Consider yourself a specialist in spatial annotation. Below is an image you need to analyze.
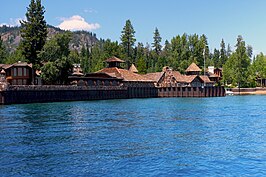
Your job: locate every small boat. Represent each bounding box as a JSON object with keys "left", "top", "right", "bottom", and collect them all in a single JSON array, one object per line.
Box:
[{"left": 225, "top": 88, "right": 234, "bottom": 96}]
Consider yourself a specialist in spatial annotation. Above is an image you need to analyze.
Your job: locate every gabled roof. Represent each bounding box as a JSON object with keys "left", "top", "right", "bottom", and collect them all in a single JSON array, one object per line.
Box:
[
  {"left": 84, "top": 72, "right": 121, "bottom": 79},
  {"left": 97, "top": 67, "right": 123, "bottom": 78},
  {"left": 72, "top": 72, "right": 84, "bottom": 76},
  {"left": 98, "top": 67, "right": 152, "bottom": 82},
  {"left": 144, "top": 72, "right": 165, "bottom": 83},
  {"left": 185, "top": 62, "right": 201, "bottom": 72},
  {"left": 200, "top": 75, "right": 214, "bottom": 83},
  {"left": 105, "top": 56, "right": 125, "bottom": 63},
  {"left": 175, "top": 75, "right": 198, "bottom": 83},
  {"left": 13, "top": 62, "right": 32, "bottom": 68},
  {"left": 208, "top": 73, "right": 219, "bottom": 78},
  {"left": 0, "top": 62, "right": 32, "bottom": 69},
  {"left": 172, "top": 71, "right": 182, "bottom": 79},
  {"left": 129, "top": 64, "right": 138, "bottom": 73},
  {"left": 0, "top": 64, "right": 11, "bottom": 69}
]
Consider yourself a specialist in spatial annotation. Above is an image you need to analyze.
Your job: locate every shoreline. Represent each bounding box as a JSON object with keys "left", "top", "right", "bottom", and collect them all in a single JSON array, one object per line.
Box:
[{"left": 231, "top": 88, "right": 266, "bottom": 95}]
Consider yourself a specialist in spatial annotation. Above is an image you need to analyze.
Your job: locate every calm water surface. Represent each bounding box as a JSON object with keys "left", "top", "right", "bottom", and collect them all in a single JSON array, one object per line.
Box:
[{"left": 0, "top": 95, "right": 266, "bottom": 176}]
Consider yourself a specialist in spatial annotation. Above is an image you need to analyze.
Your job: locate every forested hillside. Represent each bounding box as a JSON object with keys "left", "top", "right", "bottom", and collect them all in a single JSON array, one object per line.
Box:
[{"left": 0, "top": 25, "right": 98, "bottom": 53}]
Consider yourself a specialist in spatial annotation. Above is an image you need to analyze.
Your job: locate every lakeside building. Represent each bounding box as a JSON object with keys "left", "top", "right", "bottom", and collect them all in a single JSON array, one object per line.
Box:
[
  {"left": 0, "top": 61, "right": 33, "bottom": 85},
  {"left": 0, "top": 59, "right": 219, "bottom": 87},
  {"left": 144, "top": 64, "right": 214, "bottom": 88},
  {"left": 68, "top": 58, "right": 216, "bottom": 88},
  {"left": 206, "top": 66, "right": 223, "bottom": 83},
  {"left": 0, "top": 58, "right": 226, "bottom": 104},
  {"left": 69, "top": 57, "right": 155, "bottom": 89},
  {"left": 256, "top": 78, "right": 266, "bottom": 87}
]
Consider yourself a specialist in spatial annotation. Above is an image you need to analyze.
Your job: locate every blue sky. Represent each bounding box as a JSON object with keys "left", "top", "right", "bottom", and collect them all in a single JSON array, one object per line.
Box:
[{"left": 1, "top": 0, "right": 266, "bottom": 55}]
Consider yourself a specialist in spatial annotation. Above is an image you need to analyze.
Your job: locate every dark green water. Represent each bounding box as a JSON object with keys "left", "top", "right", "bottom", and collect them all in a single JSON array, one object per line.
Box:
[{"left": 0, "top": 95, "right": 266, "bottom": 176}]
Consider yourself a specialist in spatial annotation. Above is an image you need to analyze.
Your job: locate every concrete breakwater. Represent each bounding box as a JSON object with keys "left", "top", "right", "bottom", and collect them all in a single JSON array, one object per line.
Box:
[{"left": 0, "top": 85, "right": 225, "bottom": 105}]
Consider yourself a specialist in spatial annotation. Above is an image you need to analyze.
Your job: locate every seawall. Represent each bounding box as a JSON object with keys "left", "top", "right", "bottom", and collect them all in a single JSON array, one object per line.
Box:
[
  {"left": 231, "top": 87, "right": 266, "bottom": 95},
  {"left": 158, "top": 86, "right": 225, "bottom": 97},
  {"left": 0, "top": 85, "right": 225, "bottom": 105},
  {"left": 0, "top": 85, "right": 158, "bottom": 104}
]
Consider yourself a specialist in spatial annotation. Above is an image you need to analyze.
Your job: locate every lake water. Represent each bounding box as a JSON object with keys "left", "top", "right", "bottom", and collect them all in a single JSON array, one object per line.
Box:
[{"left": 0, "top": 95, "right": 266, "bottom": 176}]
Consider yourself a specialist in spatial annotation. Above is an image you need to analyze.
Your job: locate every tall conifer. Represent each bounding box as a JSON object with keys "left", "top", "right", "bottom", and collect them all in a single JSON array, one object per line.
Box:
[
  {"left": 20, "top": 0, "right": 47, "bottom": 69},
  {"left": 120, "top": 20, "right": 136, "bottom": 68},
  {"left": 152, "top": 27, "right": 162, "bottom": 55}
]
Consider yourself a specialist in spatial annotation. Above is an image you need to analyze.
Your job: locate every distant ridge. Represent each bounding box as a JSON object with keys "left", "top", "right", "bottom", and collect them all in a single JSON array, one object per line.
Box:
[{"left": 0, "top": 25, "right": 99, "bottom": 53}]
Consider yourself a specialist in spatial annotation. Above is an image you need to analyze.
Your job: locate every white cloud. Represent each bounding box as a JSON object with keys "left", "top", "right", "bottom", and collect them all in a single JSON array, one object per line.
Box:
[
  {"left": 0, "top": 17, "right": 26, "bottom": 27},
  {"left": 57, "top": 15, "right": 100, "bottom": 31}
]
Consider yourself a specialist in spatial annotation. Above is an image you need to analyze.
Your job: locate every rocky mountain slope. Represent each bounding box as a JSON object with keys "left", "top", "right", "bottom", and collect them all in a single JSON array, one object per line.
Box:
[{"left": 0, "top": 25, "right": 99, "bottom": 53}]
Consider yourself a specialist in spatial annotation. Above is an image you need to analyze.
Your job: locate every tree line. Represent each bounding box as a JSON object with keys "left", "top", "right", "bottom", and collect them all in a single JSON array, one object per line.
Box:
[{"left": 0, "top": 0, "right": 265, "bottom": 87}]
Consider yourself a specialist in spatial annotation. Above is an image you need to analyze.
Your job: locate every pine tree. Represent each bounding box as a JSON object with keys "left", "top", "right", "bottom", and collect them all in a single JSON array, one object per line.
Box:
[
  {"left": 200, "top": 34, "right": 210, "bottom": 68},
  {"left": 246, "top": 45, "right": 253, "bottom": 60},
  {"left": 235, "top": 35, "right": 250, "bottom": 88},
  {"left": 212, "top": 48, "right": 220, "bottom": 67},
  {"left": 19, "top": 0, "right": 47, "bottom": 69},
  {"left": 80, "top": 45, "right": 90, "bottom": 74},
  {"left": 152, "top": 27, "right": 162, "bottom": 55},
  {"left": 226, "top": 44, "right": 232, "bottom": 57},
  {"left": 220, "top": 39, "right": 227, "bottom": 67},
  {"left": 120, "top": 20, "right": 136, "bottom": 68}
]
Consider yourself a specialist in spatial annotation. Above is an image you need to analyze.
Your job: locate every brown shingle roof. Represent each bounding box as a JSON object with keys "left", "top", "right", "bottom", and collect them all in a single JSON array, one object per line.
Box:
[
  {"left": 0, "top": 64, "right": 11, "bottom": 69},
  {"left": 185, "top": 62, "right": 201, "bottom": 72},
  {"left": 144, "top": 72, "right": 165, "bottom": 82},
  {"left": 172, "top": 71, "right": 181, "bottom": 79},
  {"left": 105, "top": 56, "right": 125, "bottom": 63},
  {"left": 85, "top": 72, "right": 120, "bottom": 79},
  {"left": 175, "top": 75, "right": 198, "bottom": 83},
  {"left": 97, "top": 67, "right": 123, "bottom": 78},
  {"left": 119, "top": 69, "right": 151, "bottom": 82},
  {"left": 98, "top": 67, "right": 152, "bottom": 82},
  {"left": 0, "top": 62, "right": 32, "bottom": 69},
  {"left": 129, "top": 64, "right": 138, "bottom": 73},
  {"left": 200, "top": 75, "right": 214, "bottom": 83},
  {"left": 208, "top": 73, "right": 219, "bottom": 78}
]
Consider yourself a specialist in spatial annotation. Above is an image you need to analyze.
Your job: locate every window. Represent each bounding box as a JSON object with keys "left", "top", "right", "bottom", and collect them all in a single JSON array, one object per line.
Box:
[
  {"left": 23, "top": 79, "right": 27, "bottom": 85},
  {"left": 17, "top": 79, "right": 22, "bottom": 85},
  {"left": 18, "top": 68, "right": 22, "bottom": 76},
  {"left": 24, "top": 68, "right": 27, "bottom": 76},
  {"left": 13, "top": 68, "right": 17, "bottom": 76},
  {"left": 12, "top": 79, "right": 17, "bottom": 85}
]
